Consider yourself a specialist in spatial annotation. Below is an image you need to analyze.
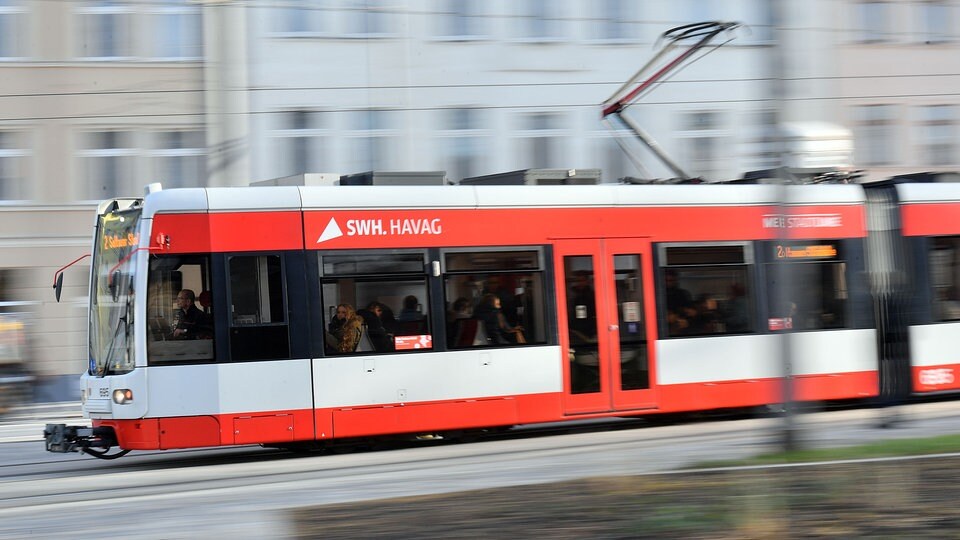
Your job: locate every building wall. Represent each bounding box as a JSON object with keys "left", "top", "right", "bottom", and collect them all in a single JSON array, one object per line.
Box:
[
  {"left": 0, "top": 0, "right": 204, "bottom": 399},
  {"left": 0, "top": 204, "right": 93, "bottom": 398},
  {"left": 245, "top": 0, "right": 777, "bottom": 183},
  {"left": 836, "top": 0, "right": 960, "bottom": 181}
]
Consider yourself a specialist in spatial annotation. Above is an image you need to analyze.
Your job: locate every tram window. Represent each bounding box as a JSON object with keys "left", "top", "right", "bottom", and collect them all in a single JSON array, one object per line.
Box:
[
  {"left": 765, "top": 241, "right": 848, "bottom": 331},
  {"left": 930, "top": 236, "right": 960, "bottom": 322},
  {"left": 319, "top": 251, "right": 432, "bottom": 354},
  {"left": 147, "top": 255, "right": 215, "bottom": 364},
  {"left": 228, "top": 255, "right": 290, "bottom": 361},
  {"left": 659, "top": 244, "right": 754, "bottom": 338},
  {"left": 443, "top": 249, "right": 547, "bottom": 348}
]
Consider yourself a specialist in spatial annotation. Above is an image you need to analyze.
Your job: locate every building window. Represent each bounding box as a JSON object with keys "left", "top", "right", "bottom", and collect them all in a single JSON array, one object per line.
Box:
[
  {"left": 747, "top": 0, "right": 775, "bottom": 43},
  {"left": 444, "top": 249, "right": 547, "bottom": 348},
  {"left": 345, "top": 109, "right": 395, "bottom": 172},
  {"left": 77, "top": 1, "right": 133, "bottom": 59},
  {"left": 153, "top": 130, "right": 206, "bottom": 189},
  {"left": 658, "top": 244, "right": 755, "bottom": 338},
  {"left": 0, "top": 1, "right": 26, "bottom": 59},
  {"left": 918, "top": 105, "right": 956, "bottom": 167},
  {"left": 441, "top": 108, "right": 485, "bottom": 182},
  {"left": 439, "top": 0, "right": 481, "bottom": 38},
  {"left": 275, "top": 0, "right": 323, "bottom": 34},
  {"left": 149, "top": 0, "right": 202, "bottom": 59},
  {"left": 681, "top": 111, "right": 724, "bottom": 180},
  {"left": 685, "top": 0, "right": 718, "bottom": 23},
  {"left": 0, "top": 131, "right": 28, "bottom": 200},
  {"left": 518, "top": 112, "right": 564, "bottom": 169},
  {"left": 596, "top": 135, "right": 633, "bottom": 183},
  {"left": 857, "top": 1, "right": 890, "bottom": 42},
  {"left": 517, "top": 0, "right": 558, "bottom": 40},
  {"left": 596, "top": 0, "right": 636, "bottom": 41},
  {"left": 79, "top": 131, "right": 136, "bottom": 200},
  {"left": 855, "top": 104, "right": 896, "bottom": 166},
  {"left": 918, "top": 1, "right": 951, "bottom": 43},
  {"left": 275, "top": 110, "right": 326, "bottom": 177},
  {"left": 346, "top": 0, "right": 390, "bottom": 37},
  {"left": 744, "top": 110, "right": 780, "bottom": 170}
]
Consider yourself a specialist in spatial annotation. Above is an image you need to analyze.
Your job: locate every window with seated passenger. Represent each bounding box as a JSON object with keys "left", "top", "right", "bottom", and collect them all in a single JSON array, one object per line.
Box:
[
  {"left": 658, "top": 243, "right": 756, "bottom": 338},
  {"left": 443, "top": 248, "right": 548, "bottom": 348},
  {"left": 319, "top": 250, "right": 432, "bottom": 354}
]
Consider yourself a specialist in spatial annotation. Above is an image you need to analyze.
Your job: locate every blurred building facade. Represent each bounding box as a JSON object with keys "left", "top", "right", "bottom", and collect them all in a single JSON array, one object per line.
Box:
[
  {"left": 0, "top": 0, "right": 204, "bottom": 399},
  {"left": 0, "top": 0, "right": 958, "bottom": 399}
]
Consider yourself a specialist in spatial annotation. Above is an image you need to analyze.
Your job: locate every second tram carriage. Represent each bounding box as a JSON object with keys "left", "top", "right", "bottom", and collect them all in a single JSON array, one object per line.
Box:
[{"left": 44, "top": 172, "right": 960, "bottom": 457}]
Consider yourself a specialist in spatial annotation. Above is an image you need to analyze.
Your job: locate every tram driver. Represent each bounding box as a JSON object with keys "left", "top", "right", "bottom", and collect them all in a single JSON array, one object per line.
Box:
[{"left": 172, "top": 289, "right": 207, "bottom": 339}]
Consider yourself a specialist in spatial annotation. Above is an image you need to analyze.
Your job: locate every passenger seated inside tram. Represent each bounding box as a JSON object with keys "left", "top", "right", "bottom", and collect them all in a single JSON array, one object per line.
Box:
[
  {"left": 664, "top": 269, "right": 697, "bottom": 336},
  {"left": 720, "top": 283, "right": 750, "bottom": 333},
  {"left": 474, "top": 293, "right": 525, "bottom": 344},
  {"left": 172, "top": 289, "right": 209, "bottom": 340},
  {"left": 325, "top": 303, "right": 363, "bottom": 353},
  {"left": 447, "top": 297, "right": 473, "bottom": 341},
  {"left": 196, "top": 290, "right": 214, "bottom": 338},
  {"left": 689, "top": 294, "right": 721, "bottom": 335},
  {"left": 449, "top": 297, "right": 472, "bottom": 321},
  {"left": 356, "top": 301, "right": 393, "bottom": 352},
  {"left": 397, "top": 295, "right": 425, "bottom": 322}
]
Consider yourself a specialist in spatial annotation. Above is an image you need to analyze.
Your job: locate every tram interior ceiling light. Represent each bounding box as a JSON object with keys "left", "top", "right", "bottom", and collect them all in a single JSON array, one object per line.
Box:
[{"left": 112, "top": 389, "right": 133, "bottom": 405}]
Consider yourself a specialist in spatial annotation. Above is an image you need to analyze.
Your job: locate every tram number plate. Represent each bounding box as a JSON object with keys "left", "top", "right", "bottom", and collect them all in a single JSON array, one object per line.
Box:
[{"left": 919, "top": 368, "right": 955, "bottom": 386}]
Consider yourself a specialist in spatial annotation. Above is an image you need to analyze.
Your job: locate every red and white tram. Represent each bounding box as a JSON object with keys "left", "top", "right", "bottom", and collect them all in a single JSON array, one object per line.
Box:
[
  {"left": 43, "top": 173, "right": 960, "bottom": 458},
  {"left": 864, "top": 175, "right": 960, "bottom": 395}
]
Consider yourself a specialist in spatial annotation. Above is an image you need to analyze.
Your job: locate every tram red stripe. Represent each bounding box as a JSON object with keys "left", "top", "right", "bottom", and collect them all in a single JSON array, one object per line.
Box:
[
  {"left": 148, "top": 204, "right": 865, "bottom": 256},
  {"left": 151, "top": 212, "right": 303, "bottom": 253},
  {"left": 901, "top": 203, "right": 960, "bottom": 236},
  {"left": 303, "top": 205, "right": 865, "bottom": 249}
]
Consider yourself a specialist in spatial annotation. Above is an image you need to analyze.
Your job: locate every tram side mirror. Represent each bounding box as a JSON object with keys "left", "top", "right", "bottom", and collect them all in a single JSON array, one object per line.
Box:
[
  {"left": 54, "top": 273, "right": 64, "bottom": 303},
  {"left": 109, "top": 270, "right": 121, "bottom": 301}
]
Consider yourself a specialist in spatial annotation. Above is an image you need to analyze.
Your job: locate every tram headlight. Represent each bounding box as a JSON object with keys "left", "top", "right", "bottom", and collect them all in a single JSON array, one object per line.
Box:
[{"left": 112, "top": 389, "right": 133, "bottom": 405}]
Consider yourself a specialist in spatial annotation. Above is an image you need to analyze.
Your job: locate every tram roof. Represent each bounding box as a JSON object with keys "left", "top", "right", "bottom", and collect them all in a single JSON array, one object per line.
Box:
[
  {"left": 138, "top": 183, "right": 867, "bottom": 220},
  {"left": 894, "top": 182, "right": 960, "bottom": 204}
]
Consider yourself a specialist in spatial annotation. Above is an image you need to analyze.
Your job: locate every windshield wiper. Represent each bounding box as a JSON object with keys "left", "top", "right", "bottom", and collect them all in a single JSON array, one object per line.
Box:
[{"left": 99, "top": 291, "right": 133, "bottom": 377}]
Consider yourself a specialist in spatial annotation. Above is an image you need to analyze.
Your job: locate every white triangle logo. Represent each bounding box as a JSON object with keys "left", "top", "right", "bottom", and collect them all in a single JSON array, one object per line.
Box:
[{"left": 317, "top": 218, "right": 344, "bottom": 243}]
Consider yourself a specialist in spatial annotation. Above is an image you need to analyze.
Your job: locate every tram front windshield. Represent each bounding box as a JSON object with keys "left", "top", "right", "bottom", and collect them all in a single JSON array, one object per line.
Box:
[{"left": 89, "top": 207, "right": 142, "bottom": 376}]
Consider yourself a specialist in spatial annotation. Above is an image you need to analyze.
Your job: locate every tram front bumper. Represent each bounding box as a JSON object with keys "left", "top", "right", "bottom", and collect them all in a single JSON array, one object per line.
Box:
[{"left": 43, "top": 423, "right": 116, "bottom": 453}]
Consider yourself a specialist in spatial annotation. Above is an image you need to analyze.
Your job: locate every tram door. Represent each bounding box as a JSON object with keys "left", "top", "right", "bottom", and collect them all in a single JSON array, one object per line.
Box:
[{"left": 555, "top": 238, "right": 657, "bottom": 414}]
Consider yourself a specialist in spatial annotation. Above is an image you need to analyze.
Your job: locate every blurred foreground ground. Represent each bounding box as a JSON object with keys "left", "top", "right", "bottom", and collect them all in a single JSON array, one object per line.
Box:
[{"left": 290, "top": 455, "right": 960, "bottom": 539}]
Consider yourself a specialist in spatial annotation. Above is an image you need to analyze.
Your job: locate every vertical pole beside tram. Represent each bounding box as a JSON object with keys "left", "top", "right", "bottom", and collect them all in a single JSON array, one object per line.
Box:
[
  {"left": 777, "top": 189, "right": 798, "bottom": 453},
  {"left": 771, "top": 2, "right": 797, "bottom": 452}
]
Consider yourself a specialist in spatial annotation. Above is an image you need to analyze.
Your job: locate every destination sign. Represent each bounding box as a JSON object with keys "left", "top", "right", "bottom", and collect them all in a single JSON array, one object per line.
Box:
[
  {"left": 775, "top": 243, "right": 838, "bottom": 260},
  {"left": 103, "top": 233, "right": 139, "bottom": 251}
]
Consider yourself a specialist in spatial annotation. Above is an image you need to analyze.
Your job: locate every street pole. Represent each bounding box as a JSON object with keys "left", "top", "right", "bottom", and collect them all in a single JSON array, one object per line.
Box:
[{"left": 772, "top": 0, "right": 798, "bottom": 452}]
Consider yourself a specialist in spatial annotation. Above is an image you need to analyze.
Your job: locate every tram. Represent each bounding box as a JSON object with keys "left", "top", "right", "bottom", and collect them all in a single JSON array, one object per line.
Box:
[{"left": 42, "top": 171, "right": 960, "bottom": 458}]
